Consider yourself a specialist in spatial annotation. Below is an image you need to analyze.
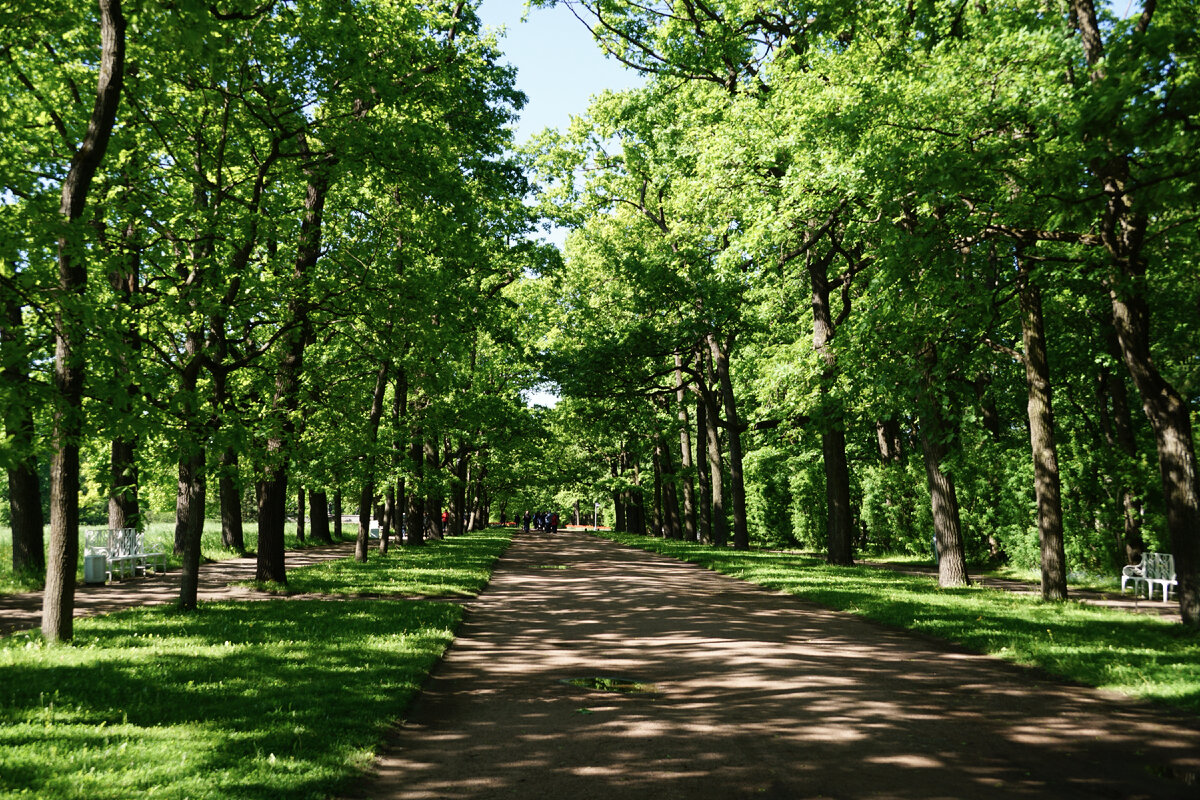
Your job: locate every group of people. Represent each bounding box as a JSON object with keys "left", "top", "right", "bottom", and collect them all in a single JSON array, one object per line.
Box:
[{"left": 522, "top": 510, "right": 559, "bottom": 534}]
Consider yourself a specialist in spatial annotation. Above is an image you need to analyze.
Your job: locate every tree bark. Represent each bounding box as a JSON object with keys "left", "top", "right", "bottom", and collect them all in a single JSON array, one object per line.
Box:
[
  {"left": 255, "top": 159, "right": 328, "bottom": 585},
  {"left": 406, "top": 425, "right": 425, "bottom": 546},
  {"left": 629, "top": 458, "right": 646, "bottom": 535},
  {"left": 651, "top": 440, "right": 664, "bottom": 537},
  {"left": 658, "top": 426, "right": 683, "bottom": 539},
  {"left": 674, "top": 355, "right": 698, "bottom": 541},
  {"left": 42, "top": 0, "right": 126, "bottom": 642},
  {"left": 709, "top": 333, "right": 749, "bottom": 549},
  {"left": 1098, "top": 362, "right": 1145, "bottom": 563},
  {"left": 919, "top": 401, "right": 970, "bottom": 588},
  {"left": 1019, "top": 273, "right": 1068, "bottom": 601},
  {"left": 107, "top": 225, "right": 140, "bottom": 532},
  {"left": 177, "top": 446, "right": 207, "bottom": 610},
  {"left": 3, "top": 298, "right": 45, "bottom": 577},
  {"left": 295, "top": 487, "right": 306, "bottom": 542},
  {"left": 701, "top": 351, "right": 727, "bottom": 546},
  {"left": 218, "top": 447, "right": 245, "bottom": 550},
  {"left": 333, "top": 490, "right": 343, "bottom": 538},
  {"left": 425, "top": 437, "right": 443, "bottom": 540},
  {"left": 1071, "top": 0, "right": 1199, "bottom": 625},
  {"left": 309, "top": 490, "right": 331, "bottom": 543},
  {"left": 450, "top": 444, "right": 468, "bottom": 536},
  {"left": 356, "top": 360, "right": 390, "bottom": 562},
  {"left": 695, "top": 359, "right": 714, "bottom": 545},
  {"left": 809, "top": 254, "right": 854, "bottom": 565}
]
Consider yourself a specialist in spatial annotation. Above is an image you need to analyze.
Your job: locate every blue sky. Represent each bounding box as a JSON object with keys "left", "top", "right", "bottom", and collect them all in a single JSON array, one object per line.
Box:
[
  {"left": 475, "top": 3, "right": 644, "bottom": 407},
  {"left": 476, "top": 2, "right": 644, "bottom": 145}
]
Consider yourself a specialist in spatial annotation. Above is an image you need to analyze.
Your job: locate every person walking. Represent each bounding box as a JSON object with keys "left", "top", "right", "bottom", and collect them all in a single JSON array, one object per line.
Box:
[{"left": 522, "top": 510, "right": 531, "bottom": 533}]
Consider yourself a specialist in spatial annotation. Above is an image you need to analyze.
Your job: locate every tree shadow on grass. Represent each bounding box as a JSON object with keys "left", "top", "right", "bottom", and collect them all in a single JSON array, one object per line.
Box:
[{"left": 0, "top": 599, "right": 462, "bottom": 800}]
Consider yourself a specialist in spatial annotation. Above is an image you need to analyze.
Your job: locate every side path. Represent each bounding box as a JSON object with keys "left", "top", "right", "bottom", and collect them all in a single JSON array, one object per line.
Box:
[
  {"left": 0, "top": 540, "right": 357, "bottom": 637},
  {"left": 351, "top": 530, "right": 1200, "bottom": 800}
]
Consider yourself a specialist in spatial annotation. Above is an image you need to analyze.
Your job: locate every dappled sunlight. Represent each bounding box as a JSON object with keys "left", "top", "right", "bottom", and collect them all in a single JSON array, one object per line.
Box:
[{"left": 354, "top": 531, "right": 1200, "bottom": 800}]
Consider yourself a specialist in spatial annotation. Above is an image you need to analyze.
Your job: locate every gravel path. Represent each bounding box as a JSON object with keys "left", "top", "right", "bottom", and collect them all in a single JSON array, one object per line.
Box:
[
  {"left": 349, "top": 530, "right": 1200, "bottom": 800},
  {"left": 0, "top": 540, "right": 357, "bottom": 637}
]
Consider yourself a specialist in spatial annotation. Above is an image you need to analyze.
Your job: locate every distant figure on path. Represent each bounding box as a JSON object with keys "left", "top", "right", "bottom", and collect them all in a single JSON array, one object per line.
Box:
[
  {"left": 522, "top": 510, "right": 531, "bottom": 533},
  {"left": 550, "top": 511, "right": 559, "bottom": 533}
]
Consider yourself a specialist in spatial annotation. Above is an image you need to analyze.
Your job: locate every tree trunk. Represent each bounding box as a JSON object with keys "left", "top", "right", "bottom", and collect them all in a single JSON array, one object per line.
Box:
[
  {"left": 3, "top": 297, "right": 45, "bottom": 577},
  {"left": 701, "top": 350, "right": 727, "bottom": 546},
  {"left": 695, "top": 366, "right": 714, "bottom": 545},
  {"left": 651, "top": 440, "right": 664, "bottom": 537},
  {"left": 406, "top": 427, "right": 425, "bottom": 546},
  {"left": 709, "top": 333, "right": 748, "bottom": 549},
  {"left": 658, "top": 427, "right": 683, "bottom": 539},
  {"left": 107, "top": 227, "right": 140, "bottom": 532},
  {"left": 613, "top": 458, "right": 626, "bottom": 532},
  {"left": 1019, "top": 273, "right": 1068, "bottom": 601},
  {"left": 919, "top": 402, "right": 970, "bottom": 588},
  {"left": 1098, "top": 361, "right": 1145, "bottom": 563},
  {"left": 876, "top": 419, "right": 903, "bottom": 463},
  {"left": 177, "top": 446, "right": 207, "bottom": 610},
  {"left": 356, "top": 360, "right": 390, "bottom": 562},
  {"left": 255, "top": 158, "right": 328, "bottom": 585},
  {"left": 309, "top": 490, "right": 331, "bottom": 543},
  {"left": 675, "top": 355, "right": 698, "bottom": 541},
  {"left": 629, "top": 458, "right": 646, "bottom": 535},
  {"left": 42, "top": 0, "right": 126, "bottom": 643},
  {"left": 425, "top": 438, "right": 443, "bottom": 540},
  {"left": 217, "top": 447, "right": 244, "bottom": 550},
  {"left": 295, "top": 487, "right": 306, "bottom": 542},
  {"left": 333, "top": 490, "right": 343, "bottom": 538},
  {"left": 1071, "top": 0, "right": 1199, "bottom": 627},
  {"left": 451, "top": 445, "right": 468, "bottom": 536},
  {"left": 809, "top": 256, "right": 854, "bottom": 565}
]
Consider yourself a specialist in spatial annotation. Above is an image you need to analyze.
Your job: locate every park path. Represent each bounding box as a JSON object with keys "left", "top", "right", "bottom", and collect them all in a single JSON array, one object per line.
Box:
[
  {"left": 0, "top": 539, "right": 357, "bottom": 637},
  {"left": 351, "top": 529, "right": 1200, "bottom": 800}
]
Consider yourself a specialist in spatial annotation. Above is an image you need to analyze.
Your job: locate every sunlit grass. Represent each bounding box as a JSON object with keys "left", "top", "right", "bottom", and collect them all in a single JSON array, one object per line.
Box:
[
  {"left": 0, "top": 600, "right": 460, "bottom": 800},
  {"left": 278, "top": 529, "right": 513, "bottom": 597},
  {"left": 0, "top": 527, "right": 513, "bottom": 799},
  {"left": 603, "top": 533, "right": 1200, "bottom": 713},
  {"left": 0, "top": 521, "right": 356, "bottom": 595}
]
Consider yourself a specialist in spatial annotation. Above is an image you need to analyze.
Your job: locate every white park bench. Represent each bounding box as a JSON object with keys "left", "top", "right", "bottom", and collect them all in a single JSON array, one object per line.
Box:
[
  {"left": 1121, "top": 552, "right": 1178, "bottom": 603},
  {"left": 84, "top": 528, "right": 167, "bottom": 583}
]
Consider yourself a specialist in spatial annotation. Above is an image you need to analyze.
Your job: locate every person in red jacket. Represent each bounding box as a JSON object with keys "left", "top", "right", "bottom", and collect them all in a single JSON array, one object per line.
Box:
[{"left": 550, "top": 511, "right": 559, "bottom": 533}]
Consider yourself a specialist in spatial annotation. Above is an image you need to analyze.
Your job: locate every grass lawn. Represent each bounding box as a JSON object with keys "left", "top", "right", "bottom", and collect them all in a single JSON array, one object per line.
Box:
[
  {"left": 0, "top": 521, "right": 354, "bottom": 595},
  {"left": 601, "top": 533, "right": 1200, "bottom": 714},
  {"left": 0, "top": 527, "right": 513, "bottom": 800}
]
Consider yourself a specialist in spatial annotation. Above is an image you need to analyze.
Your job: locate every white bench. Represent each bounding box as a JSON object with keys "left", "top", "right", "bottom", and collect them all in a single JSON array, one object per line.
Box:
[
  {"left": 1121, "top": 552, "right": 1178, "bottom": 603},
  {"left": 84, "top": 528, "right": 167, "bottom": 582}
]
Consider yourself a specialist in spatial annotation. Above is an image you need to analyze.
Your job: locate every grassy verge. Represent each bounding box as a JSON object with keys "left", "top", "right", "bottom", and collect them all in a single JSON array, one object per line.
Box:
[
  {"left": 0, "top": 527, "right": 513, "bottom": 800},
  {"left": 280, "top": 528, "right": 512, "bottom": 597},
  {"left": 601, "top": 533, "right": 1200, "bottom": 714},
  {"left": 0, "top": 521, "right": 355, "bottom": 595}
]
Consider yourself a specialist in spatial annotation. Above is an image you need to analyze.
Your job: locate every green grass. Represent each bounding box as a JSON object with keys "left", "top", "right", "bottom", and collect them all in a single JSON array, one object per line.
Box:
[
  {"left": 601, "top": 533, "right": 1200, "bottom": 714},
  {"left": 278, "top": 529, "right": 513, "bottom": 597},
  {"left": 0, "top": 521, "right": 355, "bottom": 595},
  {"left": 0, "top": 527, "right": 513, "bottom": 800}
]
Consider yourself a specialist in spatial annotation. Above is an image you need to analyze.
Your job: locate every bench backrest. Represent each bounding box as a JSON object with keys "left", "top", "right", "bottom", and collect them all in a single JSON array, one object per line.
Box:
[
  {"left": 1145, "top": 552, "right": 1176, "bottom": 581},
  {"left": 84, "top": 528, "right": 142, "bottom": 558}
]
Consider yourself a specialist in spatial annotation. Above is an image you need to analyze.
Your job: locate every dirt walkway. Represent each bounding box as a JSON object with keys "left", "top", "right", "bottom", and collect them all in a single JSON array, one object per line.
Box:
[
  {"left": 0, "top": 540, "right": 357, "bottom": 637},
  {"left": 860, "top": 560, "right": 1183, "bottom": 623},
  {"left": 351, "top": 530, "right": 1200, "bottom": 800}
]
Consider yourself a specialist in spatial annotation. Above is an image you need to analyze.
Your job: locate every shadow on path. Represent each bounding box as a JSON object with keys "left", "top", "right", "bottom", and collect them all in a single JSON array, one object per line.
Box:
[{"left": 351, "top": 530, "right": 1200, "bottom": 800}]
